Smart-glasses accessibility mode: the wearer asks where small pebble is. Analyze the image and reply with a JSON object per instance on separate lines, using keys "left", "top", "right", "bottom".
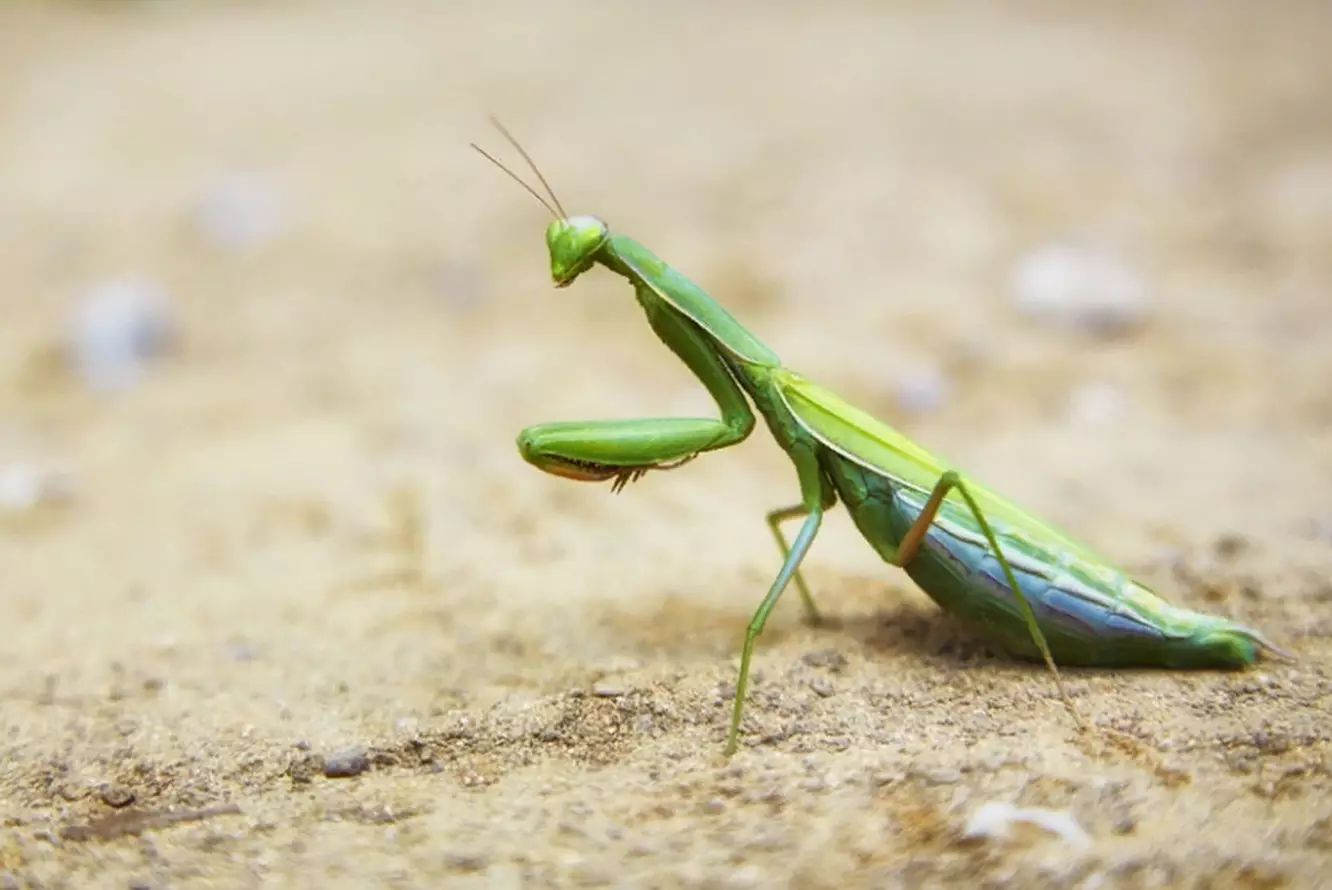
{"left": 591, "top": 682, "right": 626, "bottom": 698}
{"left": 1213, "top": 533, "right": 1249, "bottom": 560}
{"left": 67, "top": 279, "right": 175, "bottom": 391}
{"left": 323, "top": 748, "right": 369, "bottom": 778}
{"left": 726, "top": 867, "right": 766, "bottom": 890}
{"left": 963, "top": 801, "right": 1092, "bottom": 850}
{"left": 1011, "top": 243, "right": 1151, "bottom": 338}
{"left": 442, "top": 853, "right": 488, "bottom": 873}
{"left": 1065, "top": 381, "right": 1127, "bottom": 427}
{"left": 99, "top": 786, "right": 136, "bottom": 808}
{"left": 227, "top": 643, "right": 260, "bottom": 663}
{"left": 193, "top": 172, "right": 287, "bottom": 251}
{"left": 0, "top": 465, "right": 75, "bottom": 512}
{"left": 893, "top": 365, "right": 951, "bottom": 415}
{"left": 808, "top": 677, "right": 835, "bottom": 698}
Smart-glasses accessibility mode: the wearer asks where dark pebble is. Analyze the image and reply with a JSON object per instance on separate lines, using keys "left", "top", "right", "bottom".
{"left": 100, "top": 786, "right": 136, "bottom": 808}
{"left": 323, "top": 749, "right": 370, "bottom": 778}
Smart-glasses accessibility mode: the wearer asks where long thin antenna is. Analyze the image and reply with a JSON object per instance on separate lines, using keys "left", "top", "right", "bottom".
{"left": 487, "top": 116, "right": 568, "bottom": 220}
{"left": 469, "top": 142, "right": 559, "bottom": 219}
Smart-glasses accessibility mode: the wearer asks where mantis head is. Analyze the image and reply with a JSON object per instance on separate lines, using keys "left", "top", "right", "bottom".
{"left": 471, "top": 117, "right": 608, "bottom": 287}
{"left": 546, "top": 215, "right": 609, "bottom": 287}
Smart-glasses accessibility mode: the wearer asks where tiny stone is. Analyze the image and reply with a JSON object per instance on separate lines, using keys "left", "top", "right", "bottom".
{"left": 228, "top": 643, "right": 260, "bottom": 662}
{"left": 443, "top": 853, "right": 488, "bottom": 873}
{"left": 323, "top": 749, "right": 369, "bottom": 779}
{"left": 592, "top": 682, "right": 626, "bottom": 698}
{"left": 0, "top": 465, "right": 76, "bottom": 512}
{"left": 913, "top": 767, "right": 961, "bottom": 786}
{"left": 801, "top": 649, "right": 848, "bottom": 673}
{"left": 1213, "top": 533, "right": 1249, "bottom": 560}
{"left": 727, "top": 866, "right": 766, "bottom": 890}
{"left": 1065, "top": 381, "right": 1126, "bottom": 427}
{"left": 100, "top": 786, "right": 136, "bottom": 808}
{"left": 701, "top": 798, "right": 725, "bottom": 815}
{"left": 963, "top": 801, "right": 1092, "bottom": 850}
{"left": 808, "top": 677, "right": 835, "bottom": 698}
{"left": 193, "top": 172, "right": 287, "bottom": 251}
{"left": 1011, "top": 243, "right": 1151, "bottom": 338}
{"left": 57, "top": 783, "right": 86, "bottom": 802}
{"left": 893, "top": 365, "right": 951, "bottom": 415}
{"left": 67, "top": 278, "right": 175, "bottom": 391}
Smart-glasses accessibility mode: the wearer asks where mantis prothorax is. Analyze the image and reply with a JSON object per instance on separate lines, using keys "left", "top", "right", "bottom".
{"left": 472, "top": 120, "right": 1291, "bottom": 756}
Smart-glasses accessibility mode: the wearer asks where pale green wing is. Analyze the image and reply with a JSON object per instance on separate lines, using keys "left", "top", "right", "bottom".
{"left": 774, "top": 368, "right": 1113, "bottom": 565}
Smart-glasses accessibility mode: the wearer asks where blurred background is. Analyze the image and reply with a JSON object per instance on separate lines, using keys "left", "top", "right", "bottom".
{"left": 2, "top": 1, "right": 1330, "bottom": 886}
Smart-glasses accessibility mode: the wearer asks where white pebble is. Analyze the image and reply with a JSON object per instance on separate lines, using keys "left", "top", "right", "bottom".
{"left": 0, "top": 465, "right": 75, "bottom": 512}
{"left": 1011, "top": 243, "right": 1150, "bottom": 337}
{"left": 894, "top": 365, "right": 952, "bottom": 415}
{"left": 67, "top": 279, "right": 175, "bottom": 391}
{"left": 1065, "top": 381, "right": 1127, "bottom": 427}
{"left": 963, "top": 801, "right": 1092, "bottom": 850}
{"left": 193, "top": 172, "right": 287, "bottom": 251}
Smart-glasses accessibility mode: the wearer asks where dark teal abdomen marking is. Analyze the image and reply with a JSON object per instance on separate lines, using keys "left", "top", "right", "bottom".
{"left": 820, "top": 452, "right": 1258, "bottom": 669}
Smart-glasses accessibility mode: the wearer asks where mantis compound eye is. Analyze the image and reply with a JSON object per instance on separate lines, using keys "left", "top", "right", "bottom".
{"left": 546, "top": 216, "right": 609, "bottom": 286}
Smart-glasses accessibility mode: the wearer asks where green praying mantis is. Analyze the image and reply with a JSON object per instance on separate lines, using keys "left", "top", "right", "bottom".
{"left": 472, "top": 120, "right": 1291, "bottom": 756}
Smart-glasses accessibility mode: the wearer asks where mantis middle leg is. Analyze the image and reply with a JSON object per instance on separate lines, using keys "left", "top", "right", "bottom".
{"left": 727, "top": 447, "right": 833, "bottom": 755}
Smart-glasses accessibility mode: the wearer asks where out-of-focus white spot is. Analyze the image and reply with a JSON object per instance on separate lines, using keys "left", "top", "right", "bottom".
{"left": 0, "top": 465, "right": 76, "bottom": 512}
{"left": 193, "top": 172, "right": 287, "bottom": 251}
{"left": 894, "top": 364, "right": 952, "bottom": 415}
{"left": 1011, "top": 243, "right": 1151, "bottom": 338}
{"left": 67, "top": 278, "right": 175, "bottom": 391}
{"left": 1065, "top": 381, "right": 1127, "bottom": 427}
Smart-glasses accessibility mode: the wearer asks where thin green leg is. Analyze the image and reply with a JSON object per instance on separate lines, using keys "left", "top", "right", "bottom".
{"left": 726, "top": 449, "right": 830, "bottom": 756}
{"left": 766, "top": 505, "right": 822, "bottom": 625}
{"left": 894, "top": 470, "right": 1085, "bottom": 730}
{"left": 726, "top": 507, "right": 823, "bottom": 756}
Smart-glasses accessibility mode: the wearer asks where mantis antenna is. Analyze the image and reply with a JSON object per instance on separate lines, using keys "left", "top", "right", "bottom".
{"left": 473, "top": 116, "right": 569, "bottom": 219}
{"left": 470, "top": 141, "right": 560, "bottom": 219}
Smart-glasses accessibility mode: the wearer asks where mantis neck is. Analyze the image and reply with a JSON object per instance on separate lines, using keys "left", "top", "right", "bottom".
{"left": 597, "top": 235, "right": 783, "bottom": 369}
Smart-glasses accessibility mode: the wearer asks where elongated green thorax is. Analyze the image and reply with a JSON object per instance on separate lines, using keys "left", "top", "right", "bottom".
{"left": 600, "top": 236, "right": 781, "bottom": 368}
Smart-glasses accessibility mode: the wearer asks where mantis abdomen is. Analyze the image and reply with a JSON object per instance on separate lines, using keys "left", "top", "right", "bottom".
{"left": 823, "top": 453, "right": 1268, "bottom": 670}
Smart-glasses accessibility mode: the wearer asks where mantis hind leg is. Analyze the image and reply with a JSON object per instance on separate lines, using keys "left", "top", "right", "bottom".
{"left": 895, "top": 470, "right": 1086, "bottom": 731}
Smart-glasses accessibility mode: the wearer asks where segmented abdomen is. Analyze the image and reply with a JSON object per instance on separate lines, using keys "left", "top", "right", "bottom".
{"left": 822, "top": 453, "right": 1263, "bottom": 668}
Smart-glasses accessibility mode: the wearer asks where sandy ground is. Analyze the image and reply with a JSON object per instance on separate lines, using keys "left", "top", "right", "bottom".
{"left": 2, "top": 2, "right": 1332, "bottom": 887}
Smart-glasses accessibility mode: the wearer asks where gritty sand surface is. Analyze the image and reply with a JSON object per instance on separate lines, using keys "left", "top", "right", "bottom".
{"left": 2, "top": 2, "right": 1332, "bottom": 887}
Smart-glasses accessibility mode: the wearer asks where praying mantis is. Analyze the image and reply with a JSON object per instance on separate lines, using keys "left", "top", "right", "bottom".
{"left": 472, "top": 121, "right": 1290, "bottom": 756}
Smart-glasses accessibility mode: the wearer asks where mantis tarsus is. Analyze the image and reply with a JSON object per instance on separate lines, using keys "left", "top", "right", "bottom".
{"left": 473, "top": 120, "right": 1291, "bottom": 756}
